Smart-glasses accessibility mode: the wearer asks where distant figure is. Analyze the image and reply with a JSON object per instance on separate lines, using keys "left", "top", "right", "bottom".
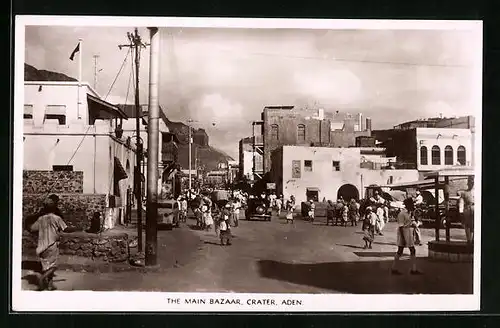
{"left": 308, "top": 200, "right": 316, "bottom": 223}
{"left": 371, "top": 190, "right": 389, "bottom": 222}
{"left": 30, "top": 195, "right": 69, "bottom": 291}
{"left": 180, "top": 197, "right": 188, "bottom": 223}
{"left": 414, "top": 190, "right": 424, "bottom": 206}
{"left": 375, "top": 206, "right": 385, "bottom": 235}
{"left": 362, "top": 207, "right": 377, "bottom": 249}
{"left": 326, "top": 200, "right": 335, "bottom": 226}
{"left": 219, "top": 204, "right": 232, "bottom": 246}
{"left": 285, "top": 196, "right": 296, "bottom": 224}
{"left": 231, "top": 198, "right": 241, "bottom": 227}
{"left": 341, "top": 205, "right": 349, "bottom": 227}
{"left": 275, "top": 197, "right": 283, "bottom": 218}
{"left": 349, "top": 199, "right": 360, "bottom": 226}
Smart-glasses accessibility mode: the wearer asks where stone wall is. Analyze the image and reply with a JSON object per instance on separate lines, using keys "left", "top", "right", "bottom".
{"left": 23, "top": 231, "right": 129, "bottom": 262}
{"left": 23, "top": 170, "right": 84, "bottom": 194}
{"left": 23, "top": 193, "right": 107, "bottom": 231}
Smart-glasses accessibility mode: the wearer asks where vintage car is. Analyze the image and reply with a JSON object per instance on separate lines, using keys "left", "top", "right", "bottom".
{"left": 414, "top": 193, "right": 461, "bottom": 228}
{"left": 245, "top": 197, "right": 272, "bottom": 221}
{"left": 157, "top": 199, "right": 180, "bottom": 229}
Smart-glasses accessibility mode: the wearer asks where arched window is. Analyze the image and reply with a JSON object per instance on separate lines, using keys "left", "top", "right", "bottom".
{"left": 420, "top": 146, "right": 428, "bottom": 165}
{"left": 457, "top": 145, "right": 466, "bottom": 165}
{"left": 444, "top": 145, "right": 454, "bottom": 165}
{"left": 271, "top": 124, "right": 279, "bottom": 141}
{"left": 297, "top": 124, "right": 306, "bottom": 142}
{"left": 431, "top": 145, "right": 441, "bottom": 165}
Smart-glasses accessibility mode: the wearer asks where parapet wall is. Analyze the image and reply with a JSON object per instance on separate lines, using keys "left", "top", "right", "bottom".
{"left": 23, "top": 170, "right": 84, "bottom": 194}
{"left": 23, "top": 231, "right": 129, "bottom": 262}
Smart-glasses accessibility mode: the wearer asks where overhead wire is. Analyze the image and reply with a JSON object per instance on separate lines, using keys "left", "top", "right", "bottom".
{"left": 104, "top": 47, "right": 131, "bottom": 101}
{"left": 170, "top": 38, "right": 471, "bottom": 68}
{"left": 40, "top": 125, "right": 94, "bottom": 202}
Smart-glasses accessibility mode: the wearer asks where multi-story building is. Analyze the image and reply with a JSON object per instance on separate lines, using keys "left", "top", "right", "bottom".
{"left": 270, "top": 145, "right": 419, "bottom": 203}
{"left": 382, "top": 127, "right": 473, "bottom": 172}
{"left": 259, "top": 106, "right": 372, "bottom": 174}
{"left": 23, "top": 81, "right": 136, "bottom": 225}
{"left": 238, "top": 136, "right": 263, "bottom": 181}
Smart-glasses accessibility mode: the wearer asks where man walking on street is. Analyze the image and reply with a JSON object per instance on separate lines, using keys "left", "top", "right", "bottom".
{"left": 30, "top": 194, "right": 69, "bottom": 291}
{"left": 392, "top": 198, "right": 422, "bottom": 275}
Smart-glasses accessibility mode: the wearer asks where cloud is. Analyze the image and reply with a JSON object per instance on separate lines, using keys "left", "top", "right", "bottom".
{"left": 293, "top": 68, "right": 362, "bottom": 106}
{"left": 24, "top": 25, "right": 481, "bottom": 157}
{"left": 188, "top": 93, "right": 244, "bottom": 127}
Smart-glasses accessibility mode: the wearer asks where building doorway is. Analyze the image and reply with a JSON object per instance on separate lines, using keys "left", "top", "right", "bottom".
{"left": 306, "top": 187, "right": 320, "bottom": 202}
{"left": 337, "top": 184, "right": 359, "bottom": 202}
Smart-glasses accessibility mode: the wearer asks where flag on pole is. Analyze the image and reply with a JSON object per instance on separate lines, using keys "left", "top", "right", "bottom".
{"left": 69, "top": 43, "right": 80, "bottom": 61}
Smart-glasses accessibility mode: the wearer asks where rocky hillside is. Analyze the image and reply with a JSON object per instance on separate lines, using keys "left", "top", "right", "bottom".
{"left": 163, "top": 117, "right": 233, "bottom": 171}
{"left": 25, "top": 63, "right": 77, "bottom": 82}
{"left": 24, "top": 63, "right": 233, "bottom": 171}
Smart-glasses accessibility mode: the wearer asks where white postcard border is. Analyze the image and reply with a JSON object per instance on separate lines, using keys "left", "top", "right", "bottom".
{"left": 12, "top": 15, "right": 482, "bottom": 312}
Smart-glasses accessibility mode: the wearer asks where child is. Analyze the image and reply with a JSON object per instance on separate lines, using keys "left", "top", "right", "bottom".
{"left": 342, "top": 205, "right": 349, "bottom": 227}
{"left": 362, "top": 207, "right": 376, "bottom": 249}
{"left": 308, "top": 200, "right": 316, "bottom": 223}
{"left": 219, "top": 205, "right": 232, "bottom": 246}
{"left": 285, "top": 199, "right": 295, "bottom": 224}
{"left": 30, "top": 195, "right": 68, "bottom": 291}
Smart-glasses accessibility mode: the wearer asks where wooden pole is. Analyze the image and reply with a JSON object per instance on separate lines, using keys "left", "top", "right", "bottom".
{"left": 444, "top": 176, "right": 450, "bottom": 242}
{"left": 435, "top": 176, "right": 440, "bottom": 242}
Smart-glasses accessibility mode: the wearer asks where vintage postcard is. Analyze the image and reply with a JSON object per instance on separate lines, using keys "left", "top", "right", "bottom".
{"left": 13, "top": 16, "right": 482, "bottom": 312}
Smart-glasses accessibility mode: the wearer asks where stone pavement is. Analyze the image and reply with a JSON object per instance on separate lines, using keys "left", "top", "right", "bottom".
{"left": 21, "top": 213, "right": 473, "bottom": 294}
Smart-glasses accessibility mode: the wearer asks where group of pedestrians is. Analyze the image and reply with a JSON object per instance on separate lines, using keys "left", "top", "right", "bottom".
{"left": 325, "top": 197, "right": 361, "bottom": 227}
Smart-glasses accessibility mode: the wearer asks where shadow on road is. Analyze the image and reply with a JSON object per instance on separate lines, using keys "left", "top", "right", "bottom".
{"left": 336, "top": 244, "right": 365, "bottom": 250}
{"left": 257, "top": 259, "right": 473, "bottom": 294}
{"left": 353, "top": 251, "right": 397, "bottom": 257}
{"left": 22, "top": 260, "right": 42, "bottom": 273}
{"left": 204, "top": 241, "right": 222, "bottom": 246}
{"left": 373, "top": 241, "right": 397, "bottom": 246}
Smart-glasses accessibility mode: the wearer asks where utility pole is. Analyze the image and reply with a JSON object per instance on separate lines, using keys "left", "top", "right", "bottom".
{"left": 187, "top": 119, "right": 194, "bottom": 196}
{"left": 119, "top": 28, "right": 149, "bottom": 254}
{"left": 146, "top": 26, "right": 160, "bottom": 266}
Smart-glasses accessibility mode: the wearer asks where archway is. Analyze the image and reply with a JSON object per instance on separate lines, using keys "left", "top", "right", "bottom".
{"left": 337, "top": 184, "right": 360, "bottom": 202}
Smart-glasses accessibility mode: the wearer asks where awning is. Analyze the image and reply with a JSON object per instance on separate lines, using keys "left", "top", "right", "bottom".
{"left": 386, "top": 179, "right": 438, "bottom": 190}
{"left": 88, "top": 94, "right": 128, "bottom": 123}
{"left": 306, "top": 187, "right": 320, "bottom": 191}
{"left": 114, "top": 157, "right": 128, "bottom": 181}
{"left": 424, "top": 167, "right": 475, "bottom": 179}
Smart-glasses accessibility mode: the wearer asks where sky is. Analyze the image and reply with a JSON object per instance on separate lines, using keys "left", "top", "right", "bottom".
{"left": 24, "top": 23, "right": 481, "bottom": 158}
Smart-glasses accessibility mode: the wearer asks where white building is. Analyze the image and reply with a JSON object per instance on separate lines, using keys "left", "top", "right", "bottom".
{"left": 270, "top": 145, "right": 420, "bottom": 204}
{"left": 23, "top": 81, "right": 136, "bottom": 225}
{"left": 416, "top": 128, "right": 472, "bottom": 171}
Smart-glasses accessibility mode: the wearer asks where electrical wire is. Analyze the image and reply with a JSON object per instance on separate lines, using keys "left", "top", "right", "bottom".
{"left": 41, "top": 125, "right": 93, "bottom": 201}
{"left": 171, "top": 38, "right": 471, "bottom": 68}
{"left": 104, "top": 47, "right": 131, "bottom": 101}
{"left": 124, "top": 50, "right": 133, "bottom": 106}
